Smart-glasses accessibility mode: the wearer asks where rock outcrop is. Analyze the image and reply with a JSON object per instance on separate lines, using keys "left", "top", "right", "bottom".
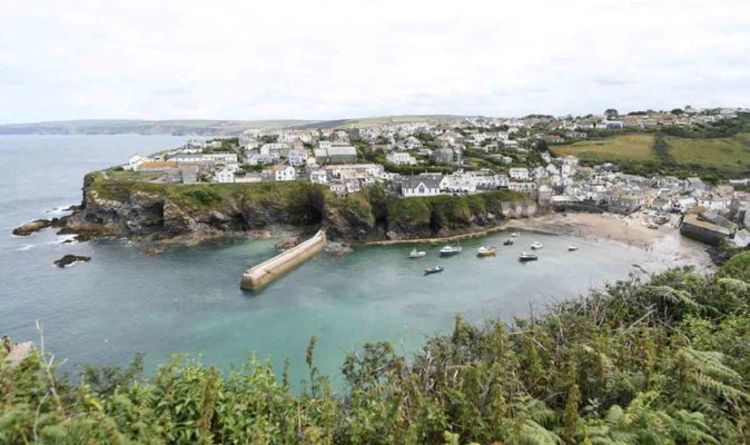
{"left": 53, "top": 254, "right": 91, "bottom": 268}
{"left": 48, "top": 173, "right": 539, "bottom": 245}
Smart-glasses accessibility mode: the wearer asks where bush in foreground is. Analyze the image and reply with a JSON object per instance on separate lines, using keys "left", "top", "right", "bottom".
{"left": 2, "top": 262, "right": 750, "bottom": 444}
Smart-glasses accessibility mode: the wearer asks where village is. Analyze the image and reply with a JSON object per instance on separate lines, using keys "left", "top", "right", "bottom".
{"left": 122, "top": 107, "right": 750, "bottom": 250}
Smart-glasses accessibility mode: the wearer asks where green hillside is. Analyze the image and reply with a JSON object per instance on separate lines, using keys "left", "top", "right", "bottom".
{"left": 553, "top": 132, "right": 750, "bottom": 178}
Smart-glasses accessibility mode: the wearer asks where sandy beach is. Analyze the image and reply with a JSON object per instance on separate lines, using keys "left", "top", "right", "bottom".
{"left": 507, "top": 212, "right": 715, "bottom": 270}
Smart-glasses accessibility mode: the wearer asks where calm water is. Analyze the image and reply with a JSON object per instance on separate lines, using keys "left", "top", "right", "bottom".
{"left": 0, "top": 135, "right": 685, "bottom": 387}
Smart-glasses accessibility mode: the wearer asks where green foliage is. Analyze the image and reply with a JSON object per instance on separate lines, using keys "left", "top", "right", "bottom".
{"left": 5, "top": 266, "right": 750, "bottom": 443}
{"left": 719, "top": 251, "right": 750, "bottom": 283}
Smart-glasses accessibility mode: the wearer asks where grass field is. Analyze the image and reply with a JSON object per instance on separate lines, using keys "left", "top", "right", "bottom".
{"left": 553, "top": 132, "right": 750, "bottom": 178}
{"left": 553, "top": 134, "right": 656, "bottom": 162}
{"left": 666, "top": 133, "right": 750, "bottom": 172}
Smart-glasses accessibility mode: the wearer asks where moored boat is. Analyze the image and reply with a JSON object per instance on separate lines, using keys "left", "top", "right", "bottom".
{"left": 568, "top": 246, "right": 578, "bottom": 252}
{"left": 518, "top": 252, "right": 538, "bottom": 262}
{"left": 424, "top": 266, "right": 444, "bottom": 275}
{"left": 503, "top": 239, "right": 514, "bottom": 246}
{"left": 530, "top": 241, "right": 543, "bottom": 250}
{"left": 511, "top": 232, "right": 520, "bottom": 237}
{"left": 409, "top": 248, "right": 426, "bottom": 259}
{"left": 439, "top": 245, "right": 463, "bottom": 256}
{"left": 477, "top": 246, "right": 497, "bottom": 257}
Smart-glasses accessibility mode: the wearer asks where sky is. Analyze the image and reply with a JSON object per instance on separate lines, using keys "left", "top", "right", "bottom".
{"left": 1, "top": 0, "right": 749, "bottom": 123}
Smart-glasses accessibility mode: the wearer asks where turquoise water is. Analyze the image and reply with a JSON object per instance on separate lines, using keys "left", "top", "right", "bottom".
{"left": 0, "top": 135, "right": 672, "bottom": 387}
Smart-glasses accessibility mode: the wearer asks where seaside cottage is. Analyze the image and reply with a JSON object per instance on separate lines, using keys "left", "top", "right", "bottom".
{"left": 400, "top": 176, "right": 442, "bottom": 197}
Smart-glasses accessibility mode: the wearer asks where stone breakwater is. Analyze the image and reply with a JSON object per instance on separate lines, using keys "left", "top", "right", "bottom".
{"left": 240, "top": 230, "right": 326, "bottom": 291}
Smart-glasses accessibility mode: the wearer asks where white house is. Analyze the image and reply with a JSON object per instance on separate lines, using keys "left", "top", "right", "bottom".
{"left": 309, "top": 169, "right": 328, "bottom": 184}
{"left": 440, "top": 172, "right": 477, "bottom": 193}
{"left": 509, "top": 167, "right": 530, "bottom": 181}
{"left": 386, "top": 152, "right": 417, "bottom": 166}
{"left": 287, "top": 149, "right": 309, "bottom": 167}
{"left": 273, "top": 165, "right": 296, "bottom": 182}
{"left": 127, "top": 154, "right": 150, "bottom": 170}
{"left": 214, "top": 168, "right": 235, "bottom": 183}
{"left": 400, "top": 176, "right": 442, "bottom": 197}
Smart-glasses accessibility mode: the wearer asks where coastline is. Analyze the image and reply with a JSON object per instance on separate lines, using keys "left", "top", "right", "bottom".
{"left": 506, "top": 212, "right": 715, "bottom": 270}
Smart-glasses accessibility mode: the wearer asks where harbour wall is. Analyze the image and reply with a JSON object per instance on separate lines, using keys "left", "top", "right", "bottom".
{"left": 240, "top": 230, "right": 326, "bottom": 291}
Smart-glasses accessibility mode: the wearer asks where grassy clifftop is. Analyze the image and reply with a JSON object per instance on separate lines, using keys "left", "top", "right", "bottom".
{"left": 84, "top": 172, "right": 530, "bottom": 240}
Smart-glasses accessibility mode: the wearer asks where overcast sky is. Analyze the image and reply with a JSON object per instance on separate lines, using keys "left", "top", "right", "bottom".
{"left": 1, "top": 0, "right": 748, "bottom": 123}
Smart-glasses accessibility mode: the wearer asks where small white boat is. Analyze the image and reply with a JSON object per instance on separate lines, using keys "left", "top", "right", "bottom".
{"left": 511, "top": 232, "right": 520, "bottom": 237}
{"left": 519, "top": 252, "right": 538, "bottom": 262}
{"left": 530, "top": 241, "right": 543, "bottom": 250}
{"left": 568, "top": 246, "right": 578, "bottom": 252}
{"left": 477, "top": 246, "right": 497, "bottom": 257}
{"left": 409, "top": 248, "right": 426, "bottom": 259}
{"left": 424, "top": 266, "right": 444, "bottom": 275}
{"left": 439, "top": 245, "right": 463, "bottom": 256}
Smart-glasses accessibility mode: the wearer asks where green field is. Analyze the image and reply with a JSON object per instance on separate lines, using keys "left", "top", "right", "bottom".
{"left": 553, "top": 132, "right": 750, "bottom": 178}
{"left": 553, "top": 134, "right": 656, "bottom": 162}
{"left": 666, "top": 133, "right": 750, "bottom": 173}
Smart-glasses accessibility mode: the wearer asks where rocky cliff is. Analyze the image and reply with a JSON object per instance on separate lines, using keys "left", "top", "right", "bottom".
{"left": 58, "top": 172, "right": 537, "bottom": 243}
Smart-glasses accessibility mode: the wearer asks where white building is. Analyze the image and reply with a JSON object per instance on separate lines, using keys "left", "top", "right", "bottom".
{"left": 509, "top": 167, "right": 530, "bottom": 181}
{"left": 214, "top": 168, "right": 235, "bottom": 183}
{"left": 127, "top": 154, "right": 150, "bottom": 170}
{"left": 400, "top": 176, "right": 442, "bottom": 197}
{"left": 309, "top": 169, "right": 328, "bottom": 184}
{"left": 273, "top": 165, "right": 296, "bottom": 182}
{"left": 386, "top": 152, "right": 417, "bottom": 165}
{"left": 287, "top": 150, "right": 309, "bottom": 167}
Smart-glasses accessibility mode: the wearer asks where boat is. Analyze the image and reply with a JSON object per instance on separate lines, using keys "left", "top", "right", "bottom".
{"left": 518, "top": 252, "right": 538, "bottom": 262}
{"left": 568, "top": 246, "right": 578, "bottom": 252}
{"left": 530, "top": 241, "right": 543, "bottom": 250}
{"left": 409, "top": 248, "right": 426, "bottom": 259}
{"left": 477, "top": 246, "right": 497, "bottom": 257}
{"left": 511, "top": 232, "right": 520, "bottom": 237}
{"left": 424, "top": 266, "right": 444, "bottom": 275}
{"left": 647, "top": 223, "right": 659, "bottom": 230}
{"left": 503, "top": 239, "right": 514, "bottom": 246}
{"left": 439, "top": 245, "right": 463, "bottom": 256}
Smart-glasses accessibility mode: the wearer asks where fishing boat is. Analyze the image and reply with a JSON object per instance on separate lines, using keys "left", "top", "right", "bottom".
{"left": 424, "top": 266, "right": 444, "bottom": 275}
{"left": 518, "top": 252, "right": 538, "bottom": 262}
{"left": 409, "top": 248, "right": 426, "bottom": 259}
{"left": 439, "top": 245, "right": 463, "bottom": 256}
{"left": 511, "top": 232, "right": 520, "bottom": 237}
{"left": 477, "top": 246, "right": 497, "bottom": 257}
{"left": 503, "top": 239, "right": 514, "bottom": 246}
{"left": 568, "top": 246, "right": 579, "bottom": 252}
{"left": 530, "top": 241, "right": 544, "bottom": 250}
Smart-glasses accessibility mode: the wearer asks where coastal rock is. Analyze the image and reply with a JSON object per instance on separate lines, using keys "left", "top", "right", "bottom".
{"left": 144, "top": 246, "right": 164, "bottom": 255}
{"left": 53, "top": 254, "right": 91, "bottom": 268}
{"left": 275, "top": 235, "right": 301, "bottom": 251}
{"left": 12, "top": 219, "right": 52, "bottom": 236}
{"left": 162, "top": 200, "right": 197, "bottom": 235}
{"left": 324, "top": 241, "right": 353, "bottom": 256}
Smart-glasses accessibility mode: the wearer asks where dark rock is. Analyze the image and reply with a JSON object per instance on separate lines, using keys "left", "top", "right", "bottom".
{"left": 12, "top": 219, "right": 52, "bottom": 236}
{"left": 275, "top": 235, "right": 301, "bottom": 251}
{"left": 53, "top": 254, "right": 91, "bottom": 268}
{"left": 324, "top": 241, "right": 353, "bottom": 256}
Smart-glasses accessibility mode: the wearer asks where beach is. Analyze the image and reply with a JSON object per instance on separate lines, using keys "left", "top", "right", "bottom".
{"left": 507, "top": 212, "right": 715, "bottom": 270}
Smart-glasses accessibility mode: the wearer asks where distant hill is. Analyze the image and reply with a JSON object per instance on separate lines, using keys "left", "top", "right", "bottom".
{"left": 0, "top": 115, "right": 469, "bottom": 135}
{"left": 0, "top": 119, "right": 317, "bottom": 136}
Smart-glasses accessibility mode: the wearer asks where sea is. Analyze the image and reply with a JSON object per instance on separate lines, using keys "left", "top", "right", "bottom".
{"left": 0, "top": 134, "right": 696, "bottom": 387}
